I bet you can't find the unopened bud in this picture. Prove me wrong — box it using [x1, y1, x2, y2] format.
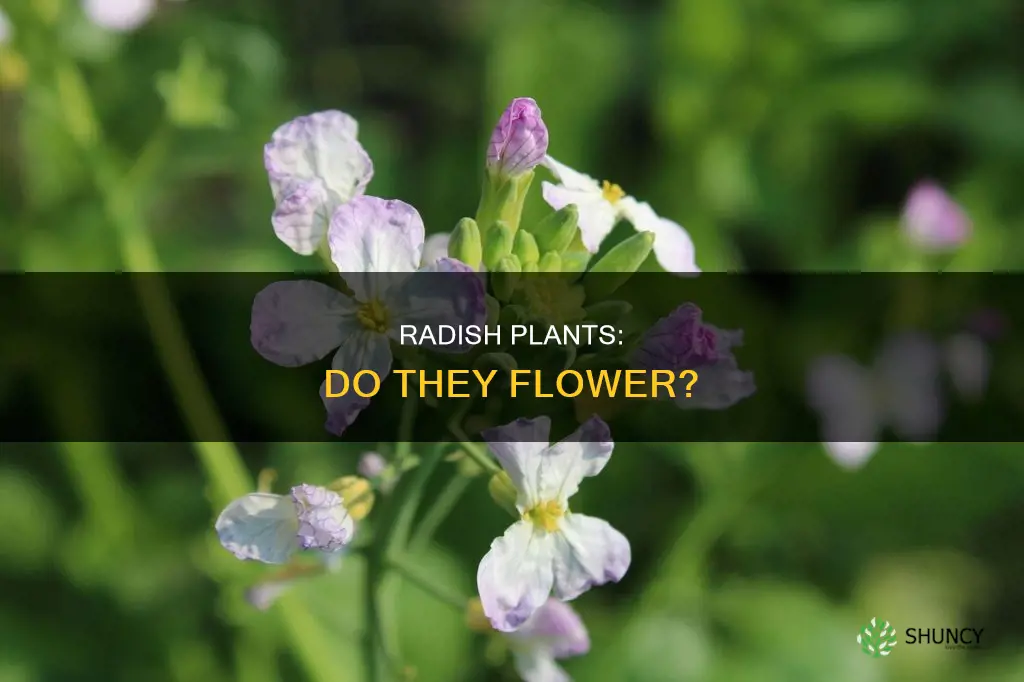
[487, 471, 520, 518]
[584, 300, 633, 325]
[531, 205, 579, 254]
[537, 251, 562, 273]
[583, 231, 654, 300]
[491, 255, 521, 302]
[560, 250, 591, 274]
[482, 221, 514, 271]
[486, 97, 548, 179]
[357, 452, 387, 479]
[449, 217, 483, 270]
[512, 230, 540, 266]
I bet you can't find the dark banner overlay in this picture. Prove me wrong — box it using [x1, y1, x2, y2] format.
[1, 273, 1019, 442]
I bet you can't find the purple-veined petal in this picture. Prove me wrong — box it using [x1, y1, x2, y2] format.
[511, 650, 571, 682]
[328, 196, 425, 301]
[487, 98, 549, 177]
[622, 199, 700, 274]
[511, 599, 590, 659]
[535, 417, 613, 506]
[320, 330, 392, 436]
[550, 513, 631, 602]
[481, 417, 553, 505]
[477, 520, 557, 632]
[822, 441, 879, 470]
[215, 493, 298, 565]
[251, 280, 359, 367]
[631, 303, 719, 372]
[291, 484, 354, 552]
[265, 111, 374, 255]
[387, 258, 487, 353]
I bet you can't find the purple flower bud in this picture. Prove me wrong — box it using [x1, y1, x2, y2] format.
[357, 452, 387, 479]
[631, 303, 719, 371]
[487, 98, 548, 178]
[290, 484, 354, 552]
[902, 181, 971, 251]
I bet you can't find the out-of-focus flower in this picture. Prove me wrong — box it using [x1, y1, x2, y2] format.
[966, 308, 1006, 342]
[245, 554, 344, 610]
[631, 303, 755, 409]
[264, 111, 374, 255]
[250, 196, 486, 435]
[82, 0, 156, 32]
[0, 8, 11, 44]
[468, 597, 590, 682]
[807, 332, 944, 469]
[541, 157, 698, 274]
[944, 332, 990, 402]
[477, 416, 630, 632]
[487, 98, 549, 179]
[357, 451, 388, 479]
[216, 484, 354, 564]
[901, 181, 971, 251]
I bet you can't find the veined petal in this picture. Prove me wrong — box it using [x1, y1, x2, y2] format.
[536, 417, 613, 505]
[481, 417, 553, 505]
[328, 196, 425, 301]
[421, 233, 451, 267]
[823, 441, 879, 470]
[512, 651, 571, 682]
[320, 330, 392, 436]
[215, 493, 298, 565]
[387, 258, 487, 353]
[265, 111, 373, 255]
[512, 599, 590, 659]
[251, 280, 359, 367]
[291, 484, 355, 552]
[622, 199, 699, 274]
[550, 513, 631, 602]
[270, 178, 332, 256]
[541, 182, 617, 253]
[477, 520, 557, 632]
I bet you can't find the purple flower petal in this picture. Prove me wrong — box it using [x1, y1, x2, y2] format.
[487, 97, 549, 178]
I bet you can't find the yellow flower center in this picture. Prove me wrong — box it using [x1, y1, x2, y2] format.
[523, 500, 565, 533]
[356, 298, 390, 333]
[601, 180, 625, 204]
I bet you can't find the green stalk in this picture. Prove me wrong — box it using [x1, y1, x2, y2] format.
[410, 474, 471, 552]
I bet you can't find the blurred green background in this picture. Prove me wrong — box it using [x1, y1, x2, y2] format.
[2, 0, 1024, 681]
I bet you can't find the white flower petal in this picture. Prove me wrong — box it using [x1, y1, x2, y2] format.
[622, 200, 700, 274]
[421, 233, 451, 267]
[477, 520, 557, 632]
[511, 599, 590, 659]
[265, 111, 374, 255]
[550, 513, 631, 602]
[328, 196, 425, 301]
[215, 493, 298, 565]
[250, 280, 360, 367]
[541, 182, 617, 253]
[481, 417, 553, 505]
[541, 156, 602, 192]
[512, 650, 571, 682]
[320, 330, 392, 436]
[823, 441, 879, 470]
[83, 0, 155, 32]
[536, 417, 613, 506]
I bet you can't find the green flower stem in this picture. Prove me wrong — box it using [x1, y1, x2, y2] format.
[385, 553, 468, 611]
[451, 428, 500, 475]
[410, 473, 471, 552]
[48, 58, 336, 682]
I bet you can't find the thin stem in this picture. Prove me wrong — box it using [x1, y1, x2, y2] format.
[385, 554, 467, 612]
[410, 474, 471, 552]
[449, 426, 500, 475]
